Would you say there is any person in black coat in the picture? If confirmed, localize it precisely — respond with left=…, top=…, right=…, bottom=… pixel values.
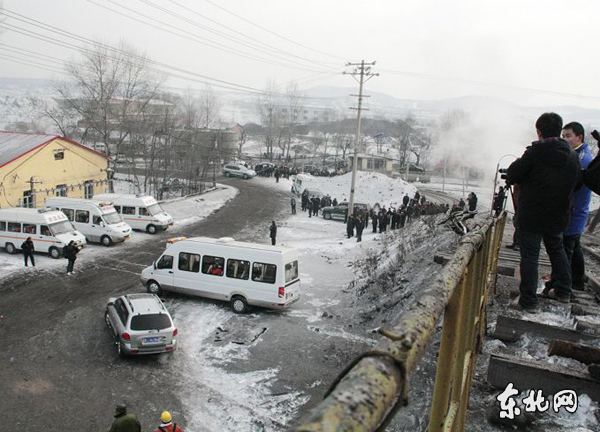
left=301, top=192, right=309, bottom=212
left=307, top=199, right=313, bottom=217
left=403, top=194, right=410, bottom=206
left=346, top=215, right=355, bottom=238
left=371, top=209, right=378, bottom=233
left=312, top=197, right=320, bottom=217
left=64, top=240, right=80, bottom=275
left=467, top=192, right=478, bottom=212
left=269, top=221, right=277, bottom=246
left=493, top=186, right=506, bottom=217
left=355, top=216, right=364, bottom=242
left=507, top=112, right=581, bottom=311
left=21, top=237, right=35, bottom=267
left=290, top=197, right=296, bottom=215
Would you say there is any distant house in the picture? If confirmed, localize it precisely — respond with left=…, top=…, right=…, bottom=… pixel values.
left=347, top=153, right=395, bottom=176
left=0, top=132, right=109, bottom=208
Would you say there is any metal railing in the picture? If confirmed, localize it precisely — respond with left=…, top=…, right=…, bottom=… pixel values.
left=294, top=212, right=508, bottom=432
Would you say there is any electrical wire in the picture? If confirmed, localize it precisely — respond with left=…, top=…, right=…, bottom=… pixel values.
left=201, top=0, right=347, bottom=62
left=0, top=10, right=343, bottom=99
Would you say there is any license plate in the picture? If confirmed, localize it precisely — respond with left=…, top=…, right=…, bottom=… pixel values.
left=144, top=337, right=160, bottom=343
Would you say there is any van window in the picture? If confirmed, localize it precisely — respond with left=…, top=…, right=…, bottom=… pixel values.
left=157, top=255, right=173, bottom=269
left=62, top=208, right=74, bottom=221
left=202, top=255, right=225, bottom=276
left=114, top=205, right=121, bottom=213
left=139, top=207, right=150, bottom=216
left=41, top=225, right=51, bottom=236
left=76, top=210, right=90, bottom=223
left=122, top=206, right=136, bottom=215
left=285, top=261, right=299, bottom=283
left=0, top=221, right=5, bottom=231
left=7, top=222, right=21, bottom=232
left=178, top=252, right=200, bottom=272
left=93, top=215, right=103, bottom=225
left=226, top=259, right=250, bottom=280
left=252, top=262, right=277, bottom=284
left=23, top=223, right=36, bottom=234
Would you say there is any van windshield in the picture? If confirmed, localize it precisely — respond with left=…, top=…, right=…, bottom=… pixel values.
left=50, top=220, right=74, bottom=235
left=103, top=211, right=122, bottom=224
left=147, top=203, right=164, bottom=216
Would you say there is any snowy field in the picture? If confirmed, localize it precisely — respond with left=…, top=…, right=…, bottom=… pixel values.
left=0, top=184, right=238, bottom=281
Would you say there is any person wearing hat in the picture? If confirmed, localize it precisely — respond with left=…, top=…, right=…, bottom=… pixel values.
left=155, top=411, right=183, bottom=432
left=108, top=404, right=141, bottom=432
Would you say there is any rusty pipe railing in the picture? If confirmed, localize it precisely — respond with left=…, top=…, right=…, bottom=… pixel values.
left=294, top=212, right=507, bottom=432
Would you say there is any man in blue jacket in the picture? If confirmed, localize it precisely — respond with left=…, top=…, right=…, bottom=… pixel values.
left=544, top=122, right=593, bottom=294
left=507, top=113, right=581, bottom=311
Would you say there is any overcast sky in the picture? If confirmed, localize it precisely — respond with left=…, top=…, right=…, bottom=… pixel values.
left=1, top=0, right=599, bottom=109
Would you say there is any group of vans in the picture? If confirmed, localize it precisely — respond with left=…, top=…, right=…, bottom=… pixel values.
left=0, top=194, right=173, bottom=258
left=141, top=237, right=301, bottom=313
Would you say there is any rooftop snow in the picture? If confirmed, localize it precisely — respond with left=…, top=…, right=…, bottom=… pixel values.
left=0, top=131, right=58, bottom=168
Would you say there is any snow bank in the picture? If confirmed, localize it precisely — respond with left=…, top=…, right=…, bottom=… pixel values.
left=257, top=171, right=418, bottom=208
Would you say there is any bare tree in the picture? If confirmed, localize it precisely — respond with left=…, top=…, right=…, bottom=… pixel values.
left=237, top=125, right=247, bottom=159
left=198, top=85, right=220, bottom=129
left=52, top=40, right=166, bottom=190
left=283, top=82, right=304, bottom=159
left=255, top=79, right=283, bottom=160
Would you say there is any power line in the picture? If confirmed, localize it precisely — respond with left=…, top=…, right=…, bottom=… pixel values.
left=0, top=8, right=342, bottom=99
left=139, top=0, right=336, bottom=70
left=164, top=0, right=339, bottom=67
left=88, top=0, right=332, bottom=74
left=201, top=0, right=347, bottom=62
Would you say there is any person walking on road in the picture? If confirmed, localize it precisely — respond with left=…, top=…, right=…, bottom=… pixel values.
left=307, top=198, right=313, bottom=217
left=355, top=216, right=364, bottom=242
left=64, top=240, right=80, bottom=275
left=290, top=197, right=296, bottom=215
left=346, top=214, right=355, bottom=239
left=155, top=411, right=183, bottom=432
left=269, top=221, right=277, bottom=246
left=21, top=236, right=35, bottom=267
left=109, top=404, right=141, bottom=432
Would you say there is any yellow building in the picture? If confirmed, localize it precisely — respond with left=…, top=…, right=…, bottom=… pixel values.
left=0, top=132, right=109, bottom=208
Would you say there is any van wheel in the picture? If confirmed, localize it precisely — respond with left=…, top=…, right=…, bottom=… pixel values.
left=147, top=280, right=163, bottom=296
left=101, top=235, right=113, bottom=247
left=323, top=212, right=331, bottom=220
left=231, top=296, right=249, bottom=314
left=224, top=172, right=230, bottom=177
left=242, top=174, right=248, bottom=180
left=49, top=246, right=61, bottom=259
left=146, top=224, right=157, bottom=234
left=5, top=242, right=16, bottom=254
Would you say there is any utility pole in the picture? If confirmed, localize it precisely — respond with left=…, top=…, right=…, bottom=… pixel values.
left=344, top=60, right=378, bottom=218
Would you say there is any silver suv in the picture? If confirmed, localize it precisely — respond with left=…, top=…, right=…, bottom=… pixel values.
left=222, top=164, right=256, bottom=179
left=104, top=293, right=177, bottom=357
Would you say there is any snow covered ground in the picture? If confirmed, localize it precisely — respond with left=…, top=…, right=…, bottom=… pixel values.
left=258, top=171, right=418, bottom=208
left=0, top=184, right=238, bottom=281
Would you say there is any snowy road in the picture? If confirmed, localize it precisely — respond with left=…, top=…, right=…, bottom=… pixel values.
left=0, top=174, right=393, bottom=431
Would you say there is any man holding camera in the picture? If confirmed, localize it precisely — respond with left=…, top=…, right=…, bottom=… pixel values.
left=507, top=113, right=581, bottom=312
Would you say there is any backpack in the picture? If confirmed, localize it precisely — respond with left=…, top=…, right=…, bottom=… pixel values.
left=583, top=155, right=600, bottom=195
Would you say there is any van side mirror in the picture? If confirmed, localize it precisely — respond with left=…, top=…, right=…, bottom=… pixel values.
left=153, top=261, right=157, bottom=270
left=99, top=221, right=105, bottom=227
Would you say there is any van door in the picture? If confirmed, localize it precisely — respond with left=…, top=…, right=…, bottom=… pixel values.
left=153, top=254, right=175, bottom=292
left=174, top=251, right=206, bottom=297
left=91, top=214, right=105, bottom=243
left=74, top=209, right=91, bottom=240
left=38, top=224, right=54, bottom=254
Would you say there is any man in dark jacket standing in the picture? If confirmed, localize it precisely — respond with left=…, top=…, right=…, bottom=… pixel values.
left=109, top=404, right=141, bottom=432
left=64, top=240, right=80, bottom=275
left=346, top=214, right=355, bottom=239
left=544, top=122, right=593, bottom=293
left=290, top=197, right=296, bottom=215
left=269, top=221, right=277, bottom=246
left=507, top=113, right=581, bottom=311
left=403, top=194, right=410, bottom=206
left=355, top=215, right=364, bottom=242
left=21, top=237, right=35, bottom=267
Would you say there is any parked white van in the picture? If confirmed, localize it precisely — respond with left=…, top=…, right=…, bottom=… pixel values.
left=140, top=237, right=301, bottom=313
left=93, top=193, right=173, bottom=234
left=0, top=208, right=87, bottom=258
left=45, top=197, right=132, bottom=246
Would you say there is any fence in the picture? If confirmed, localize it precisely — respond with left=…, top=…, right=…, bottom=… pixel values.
left=293, top=212, right=508, bottom=432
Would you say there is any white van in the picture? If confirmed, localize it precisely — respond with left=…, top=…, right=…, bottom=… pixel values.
left=45, top=197, right=132, bottom=246
left=140, top=237, right=301, bottom=313
left=93, top=193, right=173, bottom=234
left=0, top=208, right=87, bottom=258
